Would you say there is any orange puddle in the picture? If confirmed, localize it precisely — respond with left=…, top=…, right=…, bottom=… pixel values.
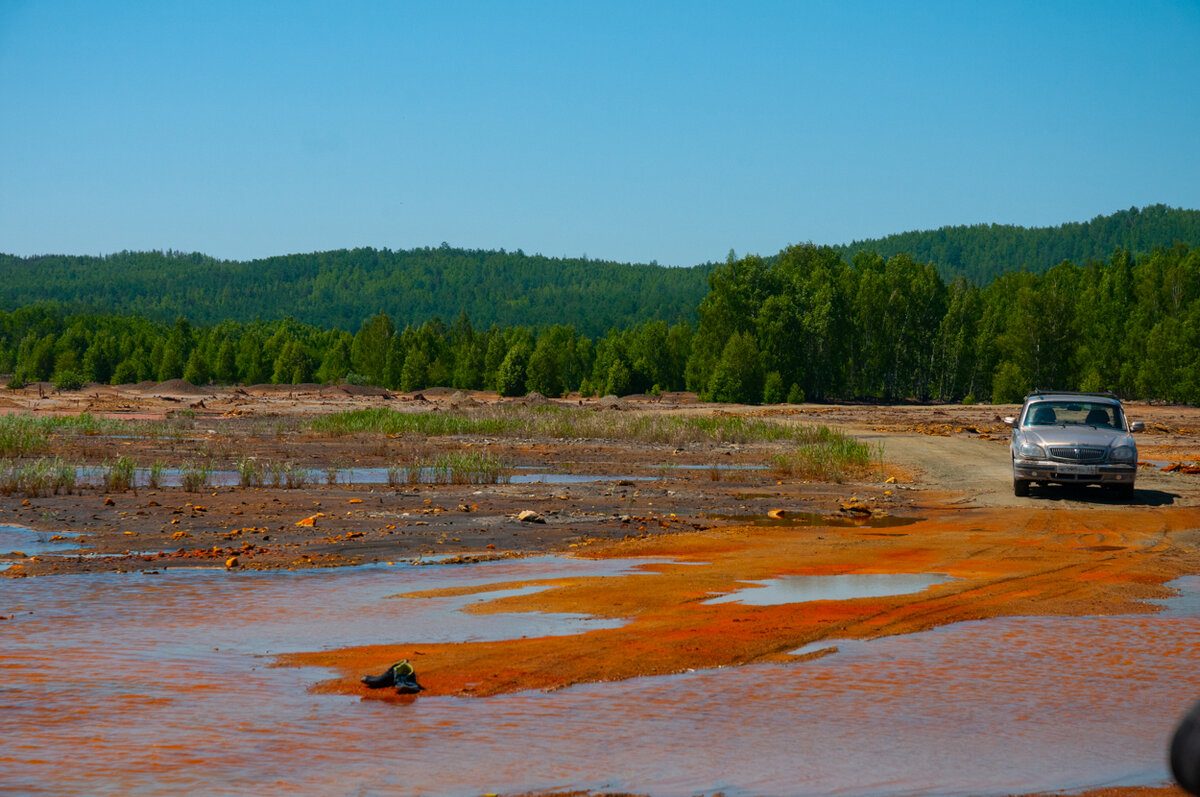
left=283, top=505, right=1200, bottom=699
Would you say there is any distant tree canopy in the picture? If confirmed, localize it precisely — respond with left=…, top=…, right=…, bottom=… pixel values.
left=0, top=246, right=714, bottom=338
left=836, top=204, right=1200, bottom=285
left=5, top=242, right=1200, bottom=406
left=3, top=206, right=1198, bottom=335
left=4, top=206, right=1200, bottom=404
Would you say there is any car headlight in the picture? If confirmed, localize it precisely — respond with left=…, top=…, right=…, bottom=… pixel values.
left=1017, top=441, right=1046, bottom=459
left=1110, top=445, right=1135, bottom=463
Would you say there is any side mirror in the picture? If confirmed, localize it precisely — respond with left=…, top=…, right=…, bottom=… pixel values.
left=1130, top=421, right=1145, bottom=433
left=1002, top=416, right=1016, bottom=426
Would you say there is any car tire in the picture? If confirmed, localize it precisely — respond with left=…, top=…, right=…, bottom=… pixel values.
left=1014, top=478, right=1030, bottom=497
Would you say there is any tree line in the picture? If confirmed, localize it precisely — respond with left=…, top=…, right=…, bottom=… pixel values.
left=3, top=205, right=1198, bottom=338
left=4, top=241, right=1200, bottom=405
left=836, top=204, right=1200, bottom=285
left=0, top=245, right=713, bottom=338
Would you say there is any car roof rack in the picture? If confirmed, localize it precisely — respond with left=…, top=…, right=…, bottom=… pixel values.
left=1025, top=389, right=1119, bottom=400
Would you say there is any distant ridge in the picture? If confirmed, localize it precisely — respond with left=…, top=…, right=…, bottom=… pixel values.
left=1, top=205, right=1197, bottom=331
left=835, top=204, right=1200, bottom=284
left=0, top=246, right=715, bottom=336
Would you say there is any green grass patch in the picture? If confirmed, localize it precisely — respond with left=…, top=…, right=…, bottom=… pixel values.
left=180, top=460, right=213, bottom=492
left=0, top=457, right=78, bottom=497
left=310, top=405, right=806, bottom=446
left=387, top=451, right=510, bottom=485
left=771, top=430, right=881, bottom=483
left=102, top=456, right=136, bottom=492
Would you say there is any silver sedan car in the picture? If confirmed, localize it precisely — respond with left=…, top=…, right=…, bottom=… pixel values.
left=1004, top=391, right=1143, bottom=498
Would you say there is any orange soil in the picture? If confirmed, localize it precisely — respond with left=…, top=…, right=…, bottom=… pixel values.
left=281, top=504, right=1200, bottom=700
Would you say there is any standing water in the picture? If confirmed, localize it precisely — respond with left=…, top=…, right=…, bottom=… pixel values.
left=1, top=558, right=1197, bottom=795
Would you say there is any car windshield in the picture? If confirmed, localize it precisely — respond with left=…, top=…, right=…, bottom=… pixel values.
left=1022, top=401, right=1125, bottom=430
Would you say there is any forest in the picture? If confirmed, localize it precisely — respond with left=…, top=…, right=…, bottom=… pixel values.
left=3, top=205, right=1199, bottom=335
left=4, top=240, right=1200, bottom=405
left=836, top=204, right=1200, bottom=285
left=0, top=246, right=714, bottom=337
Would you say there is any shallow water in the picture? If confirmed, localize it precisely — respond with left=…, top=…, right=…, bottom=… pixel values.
left=0, top=524, right=80, bottom=557
left=1, top=558, right=1197, bottom=796
left=704, top=572, right=957, bottom=605
left=67, top=466, right=656, bottom=488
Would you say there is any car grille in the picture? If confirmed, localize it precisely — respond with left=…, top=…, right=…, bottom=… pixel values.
left=1049, top=447, right=1106, bottom=462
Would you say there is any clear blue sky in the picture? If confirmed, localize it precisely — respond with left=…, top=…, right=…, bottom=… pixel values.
left=2, top=1, right=1198, bottom=266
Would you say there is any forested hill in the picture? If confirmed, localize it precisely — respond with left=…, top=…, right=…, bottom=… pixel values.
left=836, top=204, right=1200, bottom=284
left=0, top=246, right=714, bottom=337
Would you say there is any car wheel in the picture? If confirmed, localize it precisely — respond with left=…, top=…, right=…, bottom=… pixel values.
left=1014, top=478, right=1030, bottom=497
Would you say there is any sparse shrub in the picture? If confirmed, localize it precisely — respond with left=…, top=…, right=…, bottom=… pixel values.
left=53, top=371, right=86, bottom=391
left=53, top=460, right=76, bottom=495
left=237, top=456, right=264, bottom=488
left=786, top=383, right=805, bottom=405
left=961, top=394, right=977, bottom=406
left=181, top=460, right=213, bottom=492
left=102, top=456, right=136, bottom=492
left=7, top=372, right=26, bottom=390
left=284, top=462, right=309, bottom=489
left=0, top=457, right=77, bottom=497
left=770, top=428, right=880, bottom=483
left=147, top=460, right=165, bottom=489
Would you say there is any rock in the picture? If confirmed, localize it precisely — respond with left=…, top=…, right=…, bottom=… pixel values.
left=225, top=556, right=239, bottom=568
left=767, top=509, right=786, bottom=519
left=517, top=510, right=545, bottom=524
left=104, top=497, right=115, bottom=506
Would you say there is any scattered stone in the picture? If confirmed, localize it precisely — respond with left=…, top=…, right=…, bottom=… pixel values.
left=225, top=556, right=239, bottom=568
left=517, top=510, right=545, bottom=524
left=104, top=498, right=115, bottom=506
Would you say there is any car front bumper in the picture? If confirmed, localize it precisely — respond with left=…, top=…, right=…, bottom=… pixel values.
left=1013, top=460, right=1136, bottom=485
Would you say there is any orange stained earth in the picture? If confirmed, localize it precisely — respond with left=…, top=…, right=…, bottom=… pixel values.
left=282, top=503, right=1200, bottom=701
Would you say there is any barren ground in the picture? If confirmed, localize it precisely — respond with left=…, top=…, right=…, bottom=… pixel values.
left=3, top=382, right=1200, bottom=796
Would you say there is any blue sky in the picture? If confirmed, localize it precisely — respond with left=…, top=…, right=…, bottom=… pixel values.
left=2, top=1, right=1198, bottom=266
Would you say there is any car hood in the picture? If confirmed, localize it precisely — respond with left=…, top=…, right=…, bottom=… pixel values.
left=1019, top=426, right=1135, bottom=449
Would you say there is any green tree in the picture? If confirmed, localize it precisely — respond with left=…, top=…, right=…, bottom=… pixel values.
left=706, top=331, right=763, bottom=404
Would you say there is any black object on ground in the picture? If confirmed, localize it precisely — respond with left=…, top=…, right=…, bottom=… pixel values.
left=1172, top=698, right=1200, bottom=795
left=362, top=659, right=424, bottom=694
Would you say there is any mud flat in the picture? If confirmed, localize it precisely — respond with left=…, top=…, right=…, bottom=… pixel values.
left=3, top=383, right=1200, bottom=795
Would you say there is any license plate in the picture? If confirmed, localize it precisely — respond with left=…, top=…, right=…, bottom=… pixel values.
left=1057, top=464, right=1097, bottom=475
